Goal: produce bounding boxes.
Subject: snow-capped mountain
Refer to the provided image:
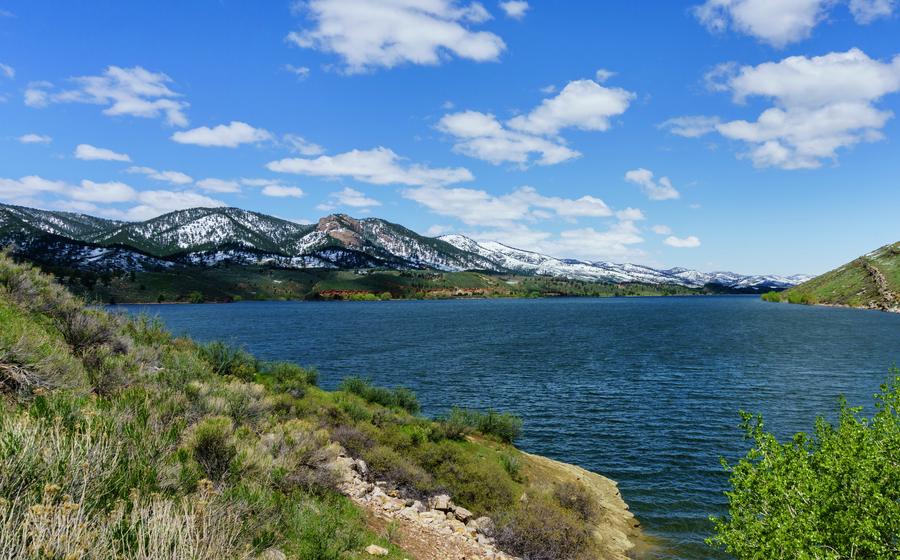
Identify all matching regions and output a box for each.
[0,203,809,290]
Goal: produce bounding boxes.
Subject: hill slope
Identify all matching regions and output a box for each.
[768,242,900,312]
[0,254,639,559]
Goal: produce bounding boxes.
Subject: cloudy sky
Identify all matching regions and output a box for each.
[1,1,899,275]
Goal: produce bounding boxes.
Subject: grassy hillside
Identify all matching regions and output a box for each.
[30,260,705,304]
[764,242,900,311]
[0,254,615,559]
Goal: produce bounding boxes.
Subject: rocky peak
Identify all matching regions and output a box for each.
[316,214,364,248]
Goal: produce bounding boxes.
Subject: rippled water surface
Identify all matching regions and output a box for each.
[117,296,900,559]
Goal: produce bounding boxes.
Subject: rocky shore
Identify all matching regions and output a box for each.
[332,447,641,559]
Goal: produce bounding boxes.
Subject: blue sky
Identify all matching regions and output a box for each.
[1,1,899,275]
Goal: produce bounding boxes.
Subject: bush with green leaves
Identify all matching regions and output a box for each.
[339,376,420,414]
[709,368,900,559]
[440,407,523,443]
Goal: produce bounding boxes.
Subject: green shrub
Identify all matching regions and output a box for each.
[495,493,593,560]
[440,407,523,443]
[339,377,420,414]
[198,341,259,380]
[500,452,524,483]
[709,369,900,559]
[186,416,236,482]
[553,481,596,523]
[362,445,433,495]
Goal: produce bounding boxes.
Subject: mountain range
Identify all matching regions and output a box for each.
[0,203,810,291]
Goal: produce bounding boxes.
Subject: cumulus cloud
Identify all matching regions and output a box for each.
[664,235,701,248]
[651,224,673,235]
[74,144,131,162]
[287,0,506,73]
[71,180,136,203]
[126,166,193,185]
[171,121,272,148]
[0,174,224,221]
[262,185,305,198]
[402,184,612,227]
[693,0,830,47]
[507,79,634,135]
[624,168,681,201]
[694,0,896,46]
[438,111,580,165]
[196,178,241,193]
[0,63,13,79]
[317,187,381,211]
[665,49,900,169]
[18,133,52,144]
[438,77,634,166]
[267,147,473,186]
[25,66,188,126]
[499,1,529,19]
[849,0,896,23]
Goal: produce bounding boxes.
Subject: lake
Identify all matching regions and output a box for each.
[115,296,900,559]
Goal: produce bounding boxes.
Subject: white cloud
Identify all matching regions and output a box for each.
[664,235,701,248]
[594,68,616,83]
[171,121,272,148]
[123,191,226,221]
[624,168,681,201]
[262,185,305,198]
[849,0,896,23]
[71,180,136,203]
[283,133,324,155]
[499,1,529,19]
[18,133,52,144]
[693,0,829,47]
[196,178,241,193]
[318,187,381,211]
[267,147,473,186]
[659,115,721,137]
[651,224,673,235]
[616,207,645,221]
[0,176,68,199]
[507,79,634,135]
[284,64,311,80]
[675,49,900,169]
[402,184,613,227]
[126,166,193,185]
[25,66,188,126]
[0,63,13,79]
[694,0,896,46]
[288,0,506,73]
[74,144,131,162]
[438,110,580,165]
[540,84,556,94]
[439,76,634,166]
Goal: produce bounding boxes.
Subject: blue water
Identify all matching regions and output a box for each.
[116,296,900,559]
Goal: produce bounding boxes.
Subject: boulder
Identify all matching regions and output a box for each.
[452,505,473,522]
[365,544,389,556]
[431,494,452,511]
[258,548,287,560]
[472,516,496,535]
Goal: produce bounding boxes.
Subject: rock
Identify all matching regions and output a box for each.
[431,494,452,511]
[473,516,496,535]
[452,505,473,522]
[365,544,389,556]
[354,459,369,477]
[258,548,287,560]
[411,500,426,512]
